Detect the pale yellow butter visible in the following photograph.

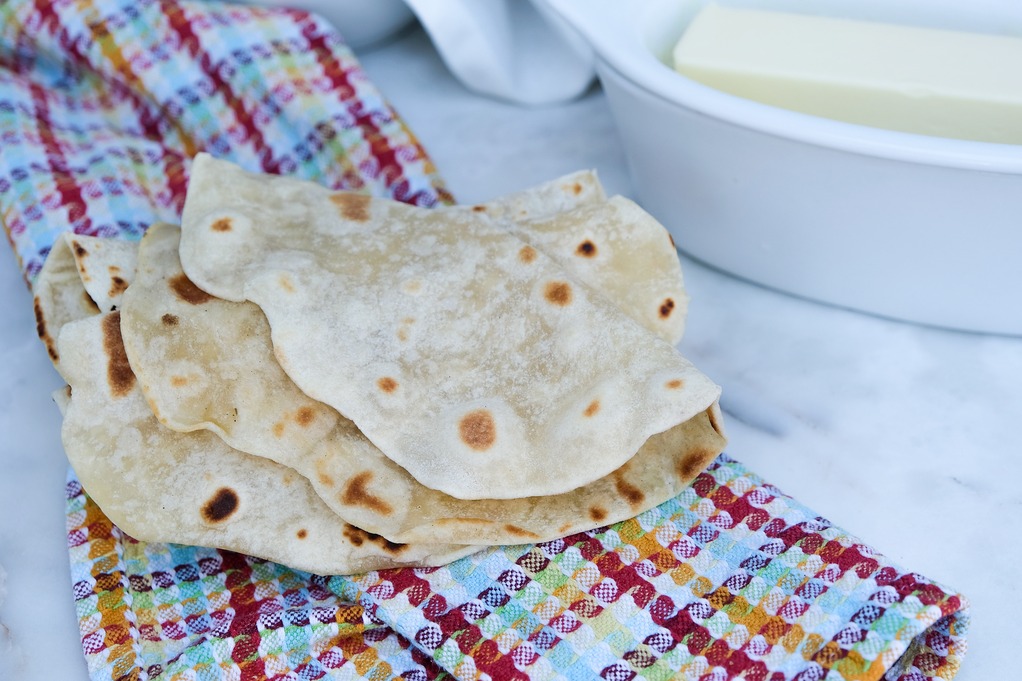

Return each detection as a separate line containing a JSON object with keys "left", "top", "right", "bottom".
{"left": 673, "top": 4, "right": 1022, "bottom": 144}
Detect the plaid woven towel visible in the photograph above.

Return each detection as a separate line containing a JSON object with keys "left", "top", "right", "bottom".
{"left": 1, "top": 1, "right": 969, "bottom": 680}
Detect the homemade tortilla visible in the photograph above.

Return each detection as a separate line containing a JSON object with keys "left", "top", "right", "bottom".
{"left": 179, "top": 154, "right": 721, "bottom": 499}
{"left": 33, "top": 233, "right": 138, "bottom": 374}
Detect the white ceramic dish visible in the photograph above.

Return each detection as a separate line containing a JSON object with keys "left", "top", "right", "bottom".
{"left": 542, "top": 0, "right": 1022, "bottom": 335}
{"left": 240, "top": 0, "right": 415, "bottom": 49}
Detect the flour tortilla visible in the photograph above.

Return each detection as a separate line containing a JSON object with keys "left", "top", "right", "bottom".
{"left": 121, "top": 224, "right": 726, "bottom": 544}
{"left": 33, "top": 235, "right": 99, "bottom": 372}
{"left": 33, "top": 233, "right": 138, "bottom": 374}
{"left": 121, "top": 223, "right": 340, "bottom": 465}
{"left": 58, "top": 312, "right": 477, "bottom": 575}
{"left": 179, "top": 155, "right": 721, "bottom": 499}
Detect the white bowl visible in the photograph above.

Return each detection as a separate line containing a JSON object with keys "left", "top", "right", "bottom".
{"left": 241, "top": 0, "right": 415, "bottom": 49}
{"left": 543, "top": 0, "right": 1022, "bottom": 335}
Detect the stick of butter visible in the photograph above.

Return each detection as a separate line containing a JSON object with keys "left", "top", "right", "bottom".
{"left": 673, "top": 4, "right": 1022, "bottom": 144}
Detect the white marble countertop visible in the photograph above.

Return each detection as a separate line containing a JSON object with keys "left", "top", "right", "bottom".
{"left": 1, "top": 24, "right": 1017, "bottom": 680}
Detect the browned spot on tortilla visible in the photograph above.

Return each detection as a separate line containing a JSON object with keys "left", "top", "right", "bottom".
{"left": 459, "top": 409, "right": 496, "bottom": 451}
{"left": 169, "top": 273, "right": 212, "bottom": 305}
{"left": 668, "top": 232, "right": 676, "bottom": 248}
{"left": 72, "top": 241, "right": 87, "bottom": 258}
{"left": 472, "top": 205, "right": 487, "bottom": 212}
{"left": 272, "top": 422, "right": 285, "bottom": 438}
{"left": 666, "top": 379, "right": 684, "bottom": 390}
{"left": 211, "top": 217, "right": 232, "bottom": 232}
{"left": 296, "top": 528, "right": 308, "bottom": 539}
{"left": 572, "top": 182, "right": 583, "bottom": 195}
{"left": 576, "top": 240, "right": 597, "bottom": 258}
{"left": 318, "top": 471, "right": 335, "bottom": 487}
{"left": 108, "top": 276, "right": 128, "bottom": 297}
{"left": 331, "top": 193, "right": 371, "bottom": 222}
{"left": 278, "top": 275, "right": 296, "bottom": 293}
{"left": 161, "top": 313, "right": 179, "bottom": 326}
{"left": 504, "top": 524, "right": 540, "bottom": 540}
{"left": 558, "top": 522, "right": 574, "bottom": 534}
{"left": 544, "top": 281, "right": 572, "bottom": 306}
{"left": 109, "top": 265, "right": 120, "bottom": 274}
{"left": 341, "top": 471, "right": 393, "bottom": 515}
{"left": 201, "top": 487, "right": 238, "bottom": 523}
{"left": 101, "top": 312, "right": 135, "bottom": 397}
{"left": 589, "top": 506, "right": 608, "bottom": 522}
{"left": 659, "top": 298, "right": 675, "bottom": 319}
{"left": 584, "top": 400, "right": 600, "bottom": 417}
{"left": 397, "top": 327, "right": 409, "bottom": 342}
{"left": 342, "top": 524, "right": 406, "bottom": 553}
{"left": 294, "top": 406, "right": 316, "bottom": 426}
{"left": 377, "top": 377, "right": 398, "bottom": 393}
{"left": 677, "top": 447, "right": 716, "bottom": 480}
{"left": 33, "top": 296, "right": 59, "bottom": 363}
{"left": 170, "top": 375, "right": 188, "bottom": 387}
{"left": 519, "top": 245, "right": 537, "bottom": 263}
{"left": 612, "top": 470, "right": 645, "bottom": 508}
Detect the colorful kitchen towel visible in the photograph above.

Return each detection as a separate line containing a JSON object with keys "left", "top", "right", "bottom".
{"left": 1, "top": 1, "right": 969, "bottom": 680}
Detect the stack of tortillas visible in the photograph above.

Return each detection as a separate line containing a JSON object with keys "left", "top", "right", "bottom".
{"left": 35, "top": 154, "right": 726, "bottom": 576}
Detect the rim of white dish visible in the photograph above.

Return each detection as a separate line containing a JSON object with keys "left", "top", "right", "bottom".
{"left": 546, "top": 0, "right": 1022, "bottom": 174}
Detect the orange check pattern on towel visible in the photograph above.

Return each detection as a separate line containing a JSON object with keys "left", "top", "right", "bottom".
{"left": 2, "top": 1, "right": 968, "bottom": 679}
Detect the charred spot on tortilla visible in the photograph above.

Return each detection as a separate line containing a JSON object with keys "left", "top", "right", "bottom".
{"left": 211, "top": 217, "right": 232, "bottom": 232}
{"left": 296, "top": 528, "right": 308, "bottom": 539}
{"left": 331, "top": 193, "right": 371, "bottom": 222}
{"left": 101, "top": 312, "right": 135, "bottom": 397}
{"left": 294, "top": 406, "right": 316, "bottom": 426}
{"left": 572, "top": 182, "right": 583, "bottom": 195}
{"left": 472, "top": 205, "right": 487, "bottom": 212}
{"left": 676, "top": 447, "right": 715, "bottom": 480}
{"left": 341, "top": 471, "right": 393, "bottom": 515}
{"left": 589, "top": 506, "right": 607, "bottom": 522}
{"left": 576, "top": 240, "right": 597, "bottom": 258}
{"left": 169, "top": 273, "right": 213, "bottom": 305}
{"left": 659, "top": 298, "right": 675, "bottom": 319}
{"left": 584, "top": 399, "right": 601, "bottom": 417}
{"left": 201, "top": 487, "right": 239, "bottom": 523}
{"left": 161, "top": 313, "right": 179, "bottom": 326}
{"left": 377, "top": 377, "right": 398, "bottom": 394}
{"left": 278, "top": 275, "right": 295, "bottom": 293}
{"left": 459, "top": 409, "right": 496, "bottom": 451}
{"left": 666, "top": 379, "right": 684, "bottom": 390}
{"left": 342, "top": 524, "right": 407, "bottom": 553}
{"left": 504, "top": 524, "right": 539, "bottom": 539}
{"left": 544, "top": 281, "right": 573, "bottom": 306}
{"left": 34, "top": 296, "right": 59, "bottom": 363}
{"left": 108, "top": 276, "right": 128, "bottom": 297}
{"left": 72, "top": 241, "right": 87, "bottom": 258}
{"left": 612, "top": 470, "right": 645, "bottom": 507}
{"left": 518, "top": 245, "right": 537, "bottom": 263}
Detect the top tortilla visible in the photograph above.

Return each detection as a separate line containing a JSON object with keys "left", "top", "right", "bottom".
{"left": 179, "top": 155, "right": 720, "bottom": 499}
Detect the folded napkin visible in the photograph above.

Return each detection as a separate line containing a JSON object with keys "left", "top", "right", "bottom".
{"left": 0, "top": 2, "right": 969, "bottom": 680}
